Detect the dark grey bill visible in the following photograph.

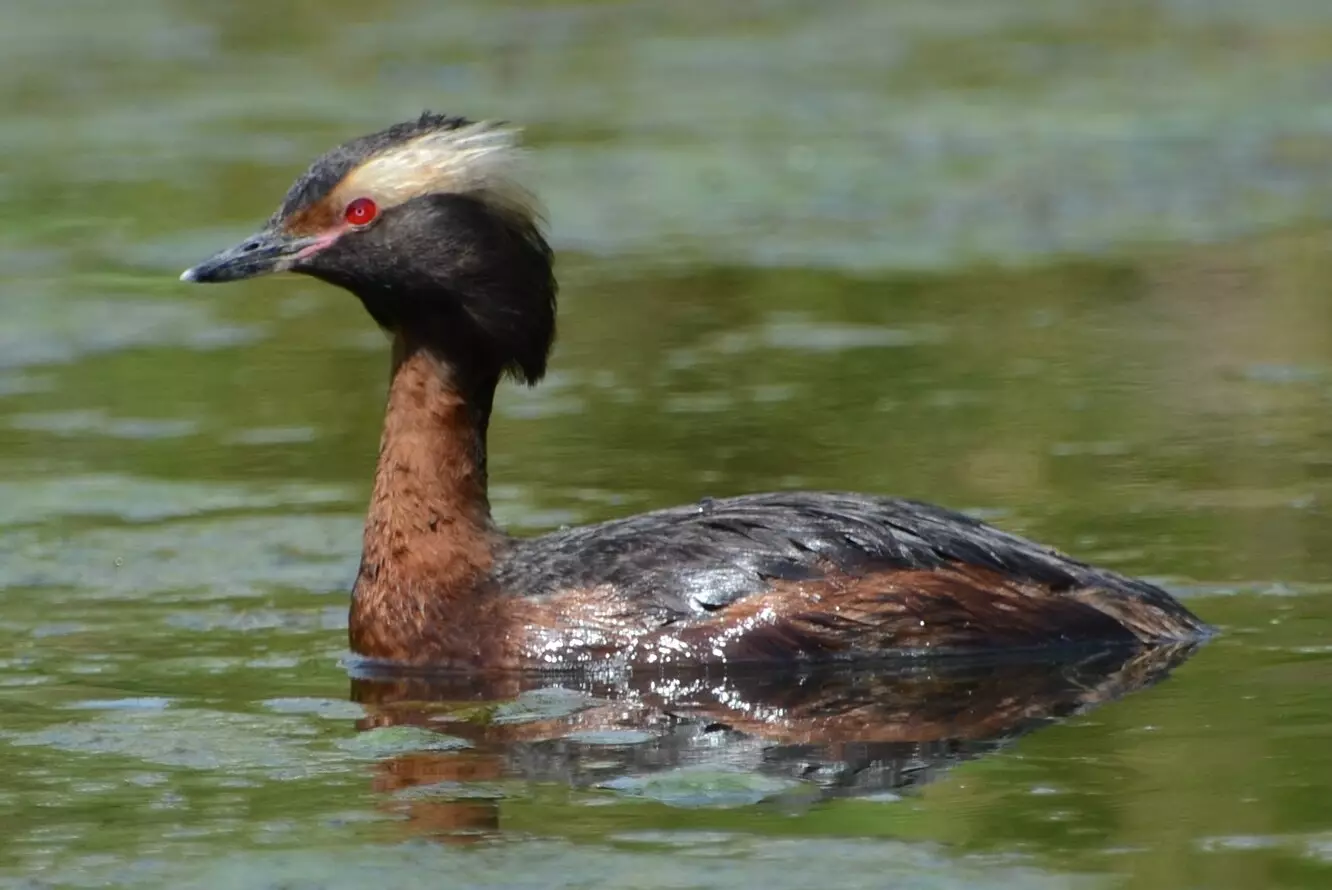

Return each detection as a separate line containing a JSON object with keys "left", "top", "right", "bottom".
{"left": 180, "top": 228, "right": 325, "bottom": 283}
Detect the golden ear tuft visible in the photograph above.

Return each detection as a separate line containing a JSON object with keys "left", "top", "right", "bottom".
{"left": 334, "top": 121, "right": 536, "bottom": 222}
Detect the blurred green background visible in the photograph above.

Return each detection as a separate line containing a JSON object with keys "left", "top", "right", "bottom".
{"left": 4, "top": 1, "right": 1332, "bottom": 887}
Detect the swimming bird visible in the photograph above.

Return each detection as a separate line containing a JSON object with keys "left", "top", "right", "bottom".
{"left": 182, "top": 113, "right": 1211, "bottom": 670}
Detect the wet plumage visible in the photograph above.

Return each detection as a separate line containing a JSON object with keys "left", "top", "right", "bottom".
{"left": 182, "top": 113, "right": 1212, "bottom": 670}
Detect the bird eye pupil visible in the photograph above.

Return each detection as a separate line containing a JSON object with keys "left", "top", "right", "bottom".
{"left": 345, "top": 198, "right": 378, "bottom": 226}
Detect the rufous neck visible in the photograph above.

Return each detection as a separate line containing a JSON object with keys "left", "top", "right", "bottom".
{"left": 356, "top": 335, "right": 500, "bottom": 589}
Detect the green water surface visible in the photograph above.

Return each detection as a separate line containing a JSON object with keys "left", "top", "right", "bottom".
{"left": 4, "top": 2, "right": 1332, "bottom": 888}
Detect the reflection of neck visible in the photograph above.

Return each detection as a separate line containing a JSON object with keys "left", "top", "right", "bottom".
{"left": 350, "top": 333, "right": 502, "bottom": 660}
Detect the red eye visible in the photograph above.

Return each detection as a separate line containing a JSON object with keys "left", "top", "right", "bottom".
{"left": 344, "top": 197, "right": 378, "bottom": 226}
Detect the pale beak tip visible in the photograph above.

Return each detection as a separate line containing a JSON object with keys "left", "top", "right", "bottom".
{"left": 179, "top": 267, "right": 199, "bottom": 283}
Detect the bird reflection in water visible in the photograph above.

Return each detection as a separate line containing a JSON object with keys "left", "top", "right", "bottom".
{"left": 349, "top": 643, "right": 1200, "bottom": 842}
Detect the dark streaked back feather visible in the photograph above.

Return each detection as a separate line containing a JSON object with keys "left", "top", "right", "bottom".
{"left": 495, "top": 491, "right": 1206, "bottom": 638}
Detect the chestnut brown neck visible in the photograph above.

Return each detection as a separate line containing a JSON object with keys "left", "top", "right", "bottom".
{"left": 349, "top": 333, "right": 504, "bottom": 661}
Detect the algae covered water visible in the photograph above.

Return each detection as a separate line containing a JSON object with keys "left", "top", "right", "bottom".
{"left": 4, "top": 2, "right": 1332, "bottom": 888}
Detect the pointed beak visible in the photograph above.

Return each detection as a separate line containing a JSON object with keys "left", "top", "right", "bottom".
{"left": 180, "top": 227, "right": 328, "bottom": 284}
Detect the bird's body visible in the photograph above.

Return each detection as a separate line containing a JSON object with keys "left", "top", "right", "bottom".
{"left": 183, "top": 113, "right": 1211, "bottom": 671}
{"left": 484, "top": 490, "right": 1206, "bottom": 669}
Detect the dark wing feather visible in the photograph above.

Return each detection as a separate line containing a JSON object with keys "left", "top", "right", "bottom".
{"left": 494, "top": 492, "right": 1204, "bottom": 638}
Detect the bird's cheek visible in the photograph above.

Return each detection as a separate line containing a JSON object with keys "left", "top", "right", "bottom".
{"left": 288, "top": 229, "right": 346, "bottom": 264}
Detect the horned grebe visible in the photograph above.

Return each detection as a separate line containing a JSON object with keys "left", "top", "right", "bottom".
{"left": 181, "top": 113, "right": 1211, "bottom": 669}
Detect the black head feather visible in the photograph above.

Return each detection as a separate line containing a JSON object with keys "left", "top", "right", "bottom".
{"left": 275, "top": 112, "right": 471, "bottom": 221}
{"left": 283, "top": 113, "right": 557, "bottom": 385}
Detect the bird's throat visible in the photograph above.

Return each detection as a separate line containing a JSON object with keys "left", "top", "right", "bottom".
{"left": 349, "top": 334, "right": 501, "bottom": 660}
